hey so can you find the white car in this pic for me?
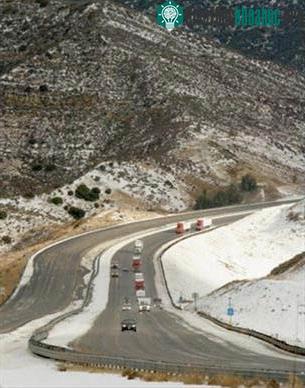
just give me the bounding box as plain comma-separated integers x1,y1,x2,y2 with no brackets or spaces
122,303,132,311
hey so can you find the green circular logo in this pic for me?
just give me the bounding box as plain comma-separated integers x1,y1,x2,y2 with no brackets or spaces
157,1,184,31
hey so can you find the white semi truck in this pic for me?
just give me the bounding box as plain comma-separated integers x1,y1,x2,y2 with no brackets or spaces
137,297,151,312
134,239,144,254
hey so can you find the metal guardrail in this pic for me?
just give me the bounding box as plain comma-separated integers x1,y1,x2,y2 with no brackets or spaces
28,335,296,379
197,311,305,357
28,219,305,380
158,231,305,358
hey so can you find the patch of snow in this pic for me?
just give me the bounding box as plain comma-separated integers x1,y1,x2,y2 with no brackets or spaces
162,202,305,301
162,201,305,347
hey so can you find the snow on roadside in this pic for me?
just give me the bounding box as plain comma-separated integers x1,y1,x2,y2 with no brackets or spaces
162,200,305,347
0,226,203,388
162,201,305,303
45,222,178,346
198,261,305,347
0,319,191,388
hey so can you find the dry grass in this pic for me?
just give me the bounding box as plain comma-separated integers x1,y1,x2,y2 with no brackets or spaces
60,363,288,387
0,207,162,305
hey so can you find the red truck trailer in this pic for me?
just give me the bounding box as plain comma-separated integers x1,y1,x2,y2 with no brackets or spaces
175,221,191,234
134,279,145,290
132,256,141,271
196,218,204,231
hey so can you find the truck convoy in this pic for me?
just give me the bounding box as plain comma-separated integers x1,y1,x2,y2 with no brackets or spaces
176,218,212,234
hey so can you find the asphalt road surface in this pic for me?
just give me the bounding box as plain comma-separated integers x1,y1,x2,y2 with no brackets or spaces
1,199,304,377
72,210,305,376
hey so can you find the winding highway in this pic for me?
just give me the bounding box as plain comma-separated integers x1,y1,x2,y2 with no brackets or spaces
1,199,305,379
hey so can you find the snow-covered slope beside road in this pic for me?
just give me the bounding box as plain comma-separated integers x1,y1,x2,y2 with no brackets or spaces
162,201,305,304
197,252,305,347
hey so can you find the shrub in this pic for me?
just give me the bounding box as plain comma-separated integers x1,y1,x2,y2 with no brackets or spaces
24,192,35,199
67,190,74,196
195,185,242,210
105,188,112,195
50,197,63,206
2,236,12,244
0,210,7,220
36,0,49,6
68,206,85,220
39,84,48,92
45,164,56,172
75,184,99,202
241,174,257,192
31,163,43,172
91,187,101,194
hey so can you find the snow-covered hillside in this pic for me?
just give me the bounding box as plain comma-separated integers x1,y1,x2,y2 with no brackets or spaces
197,253,305,347
0,160,188,253
162,201,305,303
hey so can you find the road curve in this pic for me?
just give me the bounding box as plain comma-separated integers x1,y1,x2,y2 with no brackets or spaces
71,211,305,377
1,199,304,378
1,199,295,333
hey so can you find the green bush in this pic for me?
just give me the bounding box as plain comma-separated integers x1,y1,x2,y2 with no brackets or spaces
75,184,99,202
31,163,43,172
67,190,74,196
68,206,86,220
50,197,63,206
45,164,56,172
241,174,257,192
0,210,7,220
2,236,12,244
91,187,101,194
195,184,242,210
105,188,112,195
36,0,49,8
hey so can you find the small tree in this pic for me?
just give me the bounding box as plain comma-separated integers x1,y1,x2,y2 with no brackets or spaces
0,210,7,220
241,174,257,192
68,206,86,220
50,197,63,206
2,236,12,244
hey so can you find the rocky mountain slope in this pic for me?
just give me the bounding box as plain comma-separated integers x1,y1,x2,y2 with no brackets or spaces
118,0,305,72
0,0,305,200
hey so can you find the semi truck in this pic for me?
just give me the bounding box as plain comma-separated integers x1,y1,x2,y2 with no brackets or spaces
196,218,212,230
132,256,142,271
134,239,144,254
137,297,151,312
175,221,192,234
134,272,144,290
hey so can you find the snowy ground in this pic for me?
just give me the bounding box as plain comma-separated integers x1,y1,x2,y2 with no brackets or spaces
1,322,194,388
0,223,205,388
162,201,305,346
0,160,189,254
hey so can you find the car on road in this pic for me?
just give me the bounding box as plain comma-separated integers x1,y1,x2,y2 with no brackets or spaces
121,318,137,332
111,270,119,278
122,299,132,311
122,267,129,272
111,263,119,269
